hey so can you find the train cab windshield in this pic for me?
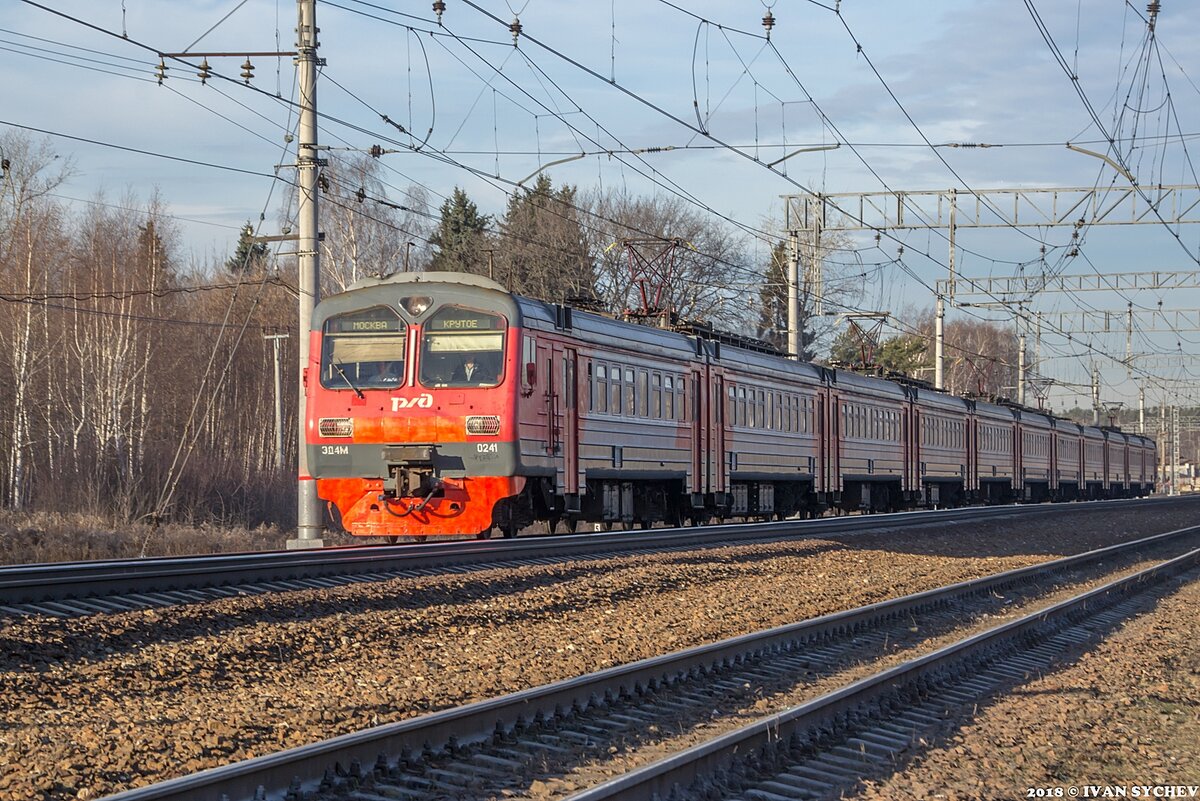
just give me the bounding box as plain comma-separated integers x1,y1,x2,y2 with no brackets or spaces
320,306,407,390
419,305,505,387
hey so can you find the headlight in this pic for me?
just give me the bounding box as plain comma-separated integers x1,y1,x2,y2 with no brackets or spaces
466,415,501,435
319,417,353,437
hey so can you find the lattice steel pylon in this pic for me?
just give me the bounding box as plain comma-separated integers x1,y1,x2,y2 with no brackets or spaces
837,312,889,367
610,238,686,322
783,183,1200,391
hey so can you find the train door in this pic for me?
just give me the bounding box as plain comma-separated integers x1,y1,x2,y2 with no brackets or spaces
828,392,841,497
690,368,704,497
535,339,554,454
561,347,580,496
711,373,726,497
1102,434,1111,494
907,404,919,500
967,415,978,496
1049,426,1058,494
1012,419,1022,489
816,392,827,496
1123,441,1130,489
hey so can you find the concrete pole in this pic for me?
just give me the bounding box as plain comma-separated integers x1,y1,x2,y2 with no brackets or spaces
291,0,324,548
1161,399,1167,490
787,230,800,360
1171,405,1180,496
934,294,945,390
1138,385,1145,434
1091,365,1101,426
1034,312,1042,380
809,213,822,317
1017,332,1026,405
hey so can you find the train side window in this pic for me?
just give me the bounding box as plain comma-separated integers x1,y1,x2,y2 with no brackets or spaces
596,364,608,413
651,372,663,419
639,371,649,417
521,335,536,393
587,362,594,411
664,375,675,419
611,365,622,415
624,369,636,416
727,385,735,425
737,386,746,426
678,376,688,422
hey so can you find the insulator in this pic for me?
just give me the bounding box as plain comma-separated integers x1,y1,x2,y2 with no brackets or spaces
318,174,330,193
762,9,775,39
369,144,383,158
155,58,168,85
197,58,211,84
355,187,366,203
510,16,522,45
432,0,446,24
241,58,254,84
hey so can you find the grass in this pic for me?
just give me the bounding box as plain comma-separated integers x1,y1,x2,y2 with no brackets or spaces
0,510,361,565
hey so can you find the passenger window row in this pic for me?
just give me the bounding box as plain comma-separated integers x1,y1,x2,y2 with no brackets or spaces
1023,432,1050,458
841,402,901,441
923,415,965,449
728,386,815,433
588,362,687,421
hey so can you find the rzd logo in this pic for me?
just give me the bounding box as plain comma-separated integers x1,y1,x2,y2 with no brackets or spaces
391,393,434,412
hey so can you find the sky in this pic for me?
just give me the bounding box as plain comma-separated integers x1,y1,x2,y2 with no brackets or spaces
5,0,1200,415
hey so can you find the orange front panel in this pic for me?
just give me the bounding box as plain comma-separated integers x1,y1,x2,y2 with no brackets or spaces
320,475,525,538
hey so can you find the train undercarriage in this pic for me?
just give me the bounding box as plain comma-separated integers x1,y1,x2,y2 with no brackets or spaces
485,472,1156,537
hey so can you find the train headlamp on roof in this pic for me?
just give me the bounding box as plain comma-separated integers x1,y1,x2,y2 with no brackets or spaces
400,296,432,316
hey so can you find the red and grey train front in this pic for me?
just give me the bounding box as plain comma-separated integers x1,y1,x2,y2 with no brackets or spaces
306,272,523,538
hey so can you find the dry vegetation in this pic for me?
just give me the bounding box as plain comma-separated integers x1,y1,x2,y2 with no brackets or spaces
0,510,358,565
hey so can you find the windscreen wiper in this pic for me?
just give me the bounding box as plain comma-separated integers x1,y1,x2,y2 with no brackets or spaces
331,360,365,399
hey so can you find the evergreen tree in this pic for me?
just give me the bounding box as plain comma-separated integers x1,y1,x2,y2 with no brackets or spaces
757,241,816,359
497,174,596,301
429,187,491,274
226,222,268,273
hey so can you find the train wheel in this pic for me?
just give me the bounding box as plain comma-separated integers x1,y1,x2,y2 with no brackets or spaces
638,520,652,530
387,536,400,545
501,522,518,539
563,517,578,534
413,535,428,543
476,529,492,540
545,517,560,535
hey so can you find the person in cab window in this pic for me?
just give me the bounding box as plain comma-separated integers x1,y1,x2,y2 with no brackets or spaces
452,354,492,385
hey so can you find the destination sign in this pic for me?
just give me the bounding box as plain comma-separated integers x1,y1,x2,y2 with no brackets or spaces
426,308,504,331
326,307,403,333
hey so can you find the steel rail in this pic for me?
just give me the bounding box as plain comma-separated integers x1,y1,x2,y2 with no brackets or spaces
568,547,1200,801
1,496,1185,616
97,521,1200,801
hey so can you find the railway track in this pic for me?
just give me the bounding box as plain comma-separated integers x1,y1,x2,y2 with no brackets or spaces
0,497,1182,618
99,522,1200,801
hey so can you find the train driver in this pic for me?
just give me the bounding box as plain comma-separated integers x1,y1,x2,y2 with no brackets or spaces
451,353,493,385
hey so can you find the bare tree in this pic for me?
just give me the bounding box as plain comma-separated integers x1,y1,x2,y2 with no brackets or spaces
584,189,753,329
0,133,71,509
295,153,433,293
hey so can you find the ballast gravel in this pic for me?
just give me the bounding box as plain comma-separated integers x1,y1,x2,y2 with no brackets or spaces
0,501,1197,801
